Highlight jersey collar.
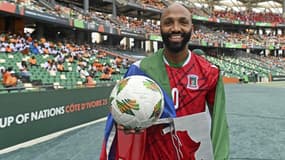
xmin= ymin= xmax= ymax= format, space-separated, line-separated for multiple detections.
xmin=163 ymin=50 xmax=192 ymax=68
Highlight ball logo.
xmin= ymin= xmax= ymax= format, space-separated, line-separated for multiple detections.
xmin=116 ymin=99 xmax=139 ymax=116
xmin=143 ymin=79 xmax=160 ymax=92
xmin=117 ymin=78 xmax=129 ymax=94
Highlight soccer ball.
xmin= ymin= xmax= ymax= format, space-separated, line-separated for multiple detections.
xmin=109 ymin=75 xmax=164 ymax=130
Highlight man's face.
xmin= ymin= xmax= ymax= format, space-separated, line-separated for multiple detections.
xmin=160 ymin=5 xmax=192 ymax=53
xmin=161 ymin=29 xmax=191 ymax=53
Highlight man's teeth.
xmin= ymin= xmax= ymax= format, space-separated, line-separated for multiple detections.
xmin=171 ymin=35 xmax=182 ymax=38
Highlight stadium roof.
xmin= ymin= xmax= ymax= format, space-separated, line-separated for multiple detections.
xmin=56 ymin=0 xmax=162 ymax=19
xmin=56 ymin=0 xmax=284 ymax=18
xmin=177 ymin=0 xmax=284 ymax=14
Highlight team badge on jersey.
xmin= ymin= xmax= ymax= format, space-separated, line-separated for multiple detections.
xmin=187 ymin=74 xmax=199 ymax=90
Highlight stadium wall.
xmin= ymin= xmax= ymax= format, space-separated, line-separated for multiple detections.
xmin=0 ymin=85 xmax=114 ymax=150
xmin=223 ymin=76 xmax=239 ymax=84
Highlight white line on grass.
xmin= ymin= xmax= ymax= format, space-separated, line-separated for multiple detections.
xmin=0 ymin=117 xmax=107 ymax=155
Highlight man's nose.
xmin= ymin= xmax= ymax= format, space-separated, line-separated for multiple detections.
xmin=171 ymin=22 xmax=181 ymax=32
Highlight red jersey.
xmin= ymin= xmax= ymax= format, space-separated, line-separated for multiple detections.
xmin=164 ymin=51 xmax=219 ymax=116
xmin=143 ymin=51 xmax=220 ymax=160
xmin=100 ymin=50 xmax=224 ymax=160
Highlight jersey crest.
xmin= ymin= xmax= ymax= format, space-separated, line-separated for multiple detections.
xmin=187 ymin=74 xmax=199 ymax=90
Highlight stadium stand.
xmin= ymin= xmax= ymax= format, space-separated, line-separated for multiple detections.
xmin=0 ymin=0 xmax=285 ymax=91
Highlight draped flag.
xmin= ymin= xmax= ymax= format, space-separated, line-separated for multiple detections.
xmin=100 ymin=48 xmax=229 ymax=160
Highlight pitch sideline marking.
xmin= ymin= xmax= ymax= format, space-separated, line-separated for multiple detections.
xmin=256 ymin=82 xmax=285 ymax=88
xmin=0 ymin=117 xmax=107 ymax=155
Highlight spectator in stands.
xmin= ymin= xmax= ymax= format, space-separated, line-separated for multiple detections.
xmin=19 ymin=60 xmax=31 ymax=83
xmin=36 ymin=43 xmax=44 ymax=54
xmin=254 ymin=71 xmax=259 ymax=83
xmin=84 ymin=74 xmax=96 ymax=88
xmin=19 ymin=60 xmax=28 ymax=70
xmin=57 ymin=62 xmax=69 ymax=72
xmin=26 ymin=33 xmax=32 ymax=44
xmin=0 ymin=44 xmax=5 ymax=53
xmin=5 ymin=45 xmax=13 ymax=53
xmin=88 ymin=65 xmax=98 ymax=78
xmin=46 ymin=59 xmax=57 ymax=73
xmin=28 ymin=56 xmax=39 ymax=67
xmin=3 ymin=70 xmax=18 ymax=88
xmin=92 ymin=59 xmax=103 ymax=72
xmin=42 ymin=59 xmax=51 ymax=70
xmin=114 ymin=56 xmax=122 ymax=68
xmin=15 ymin=41 xmax=23 ymax=52
xmin=21 ymin=43 xmax=30 ymax=55
xmin=43 ymin=47 xmax=50 ymax=55
xmin=96 ymin=51 xmax=107 ymax=59
xmin=55 ymin=52 xmax=65 ymax=63
xmin=0 ymin=66 xmax=5 ymax=81
xmin=100 ymin=3 xmax=229 ymax=160
xmin=99 ymin=64 xmax=112 ymax=81
xmin=2 ymin=67 xmax=12 ymax=86
xmin=79 ymin=67 xmax=89 ymax=79
xmin=78 ymin=58 xmax=88 ymax=68
xmin=242 ymin=72 xmax=249 ymax=84
xmin=66 ymin=55 xmax=75 ymax=63
xmin=122 ymin=58 xmax=129 ymax=69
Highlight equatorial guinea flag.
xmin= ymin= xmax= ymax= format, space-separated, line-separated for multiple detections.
xmin=100 ymin=48 xmax=229 ymax=160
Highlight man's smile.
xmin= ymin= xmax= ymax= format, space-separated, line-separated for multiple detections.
xmin=168 ymin=34 xmax=183 ymax=42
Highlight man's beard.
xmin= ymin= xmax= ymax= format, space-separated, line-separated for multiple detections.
xmin=161 ymin=30 xmax=191 ymax=53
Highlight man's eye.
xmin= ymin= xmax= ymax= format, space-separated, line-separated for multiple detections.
xmin=180 ymin=20 xmax=189 ymax=25
xmin=163 ymin=20 xmax=172 ymax=25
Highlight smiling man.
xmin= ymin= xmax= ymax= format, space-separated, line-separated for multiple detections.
xmin=100 ymin=3 xmax=230 ymax=160
xmin=160 ymin=3 xmax=192 ymax=55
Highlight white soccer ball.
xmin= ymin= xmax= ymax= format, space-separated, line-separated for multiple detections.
xmin=109 ymin=75 xmax=164 ymax=130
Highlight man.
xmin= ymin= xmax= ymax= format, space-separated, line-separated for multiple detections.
xmin=100 ymin=3 xmax=229 ymax=160
xmin=3 ymin=71 xmax=18 ymax=88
